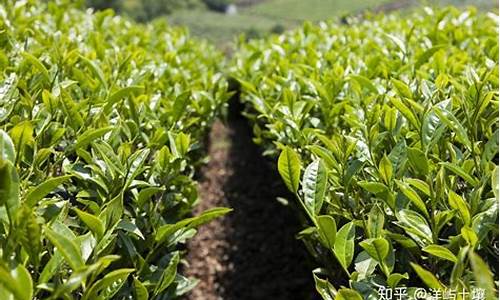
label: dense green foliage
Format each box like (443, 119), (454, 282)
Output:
(86, 0), (234, 22)
(0, 0), (230, 298)
(168, 0), (390, 46)
(114, 0), (202, 22)
(233, 7), (499, 298)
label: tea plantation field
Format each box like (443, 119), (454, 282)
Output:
(0, 0), (498, 299)
(233, 6), (498, 299)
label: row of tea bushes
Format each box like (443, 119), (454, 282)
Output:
(0, 0), (230, 299)
(233, 6), (498, 299)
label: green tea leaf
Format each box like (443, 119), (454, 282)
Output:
(367, 205), (385, 238)
(360, 237), (390, 262)
(336, 288), (363, 300)
(407, 147), (429, 176)
(448, 191), (471, 226)
(461, 226), (478, 248)
(481, 129), (499, 167)
(350, 75), (378, 94)
(79, 55), (108, 91)
(387, 273), (409, 288)
(0, 264), (33, 300)
(278, 146), (301, 193)
(435, 108), (471, 150)
(9, 120), (33, 162)
(396, 181), (429, 218)
(441, 162), (478, 186)
(104, 86), (144, 114)
(134, 278), (149, 300)
(397, 209), (432, 246)
(22, 51), (50, 82)
(391, 79), (413, 99)
(334, 222), (355, 272)
(83, 268), (134, 300)
(415, 45), (445, 69)
(469, 251), (497, 299)
(358, 181), (388, 194)
(0, 159), (20, 218)
(313, 274), (336, 300)
(422, 245), (457, 263)
(156, 207), (232, 242)
(26, 175), (73, 207)
(302, 159), (327, 214)
(410, 263), (444, 290)
(317, 215), (336, 249)
(354, 251), (378, 280)
(45, 227), (85, 271)
(154, 252), (180, 295)
(405, 178), (430, 197)
(175, 132), (191, 157)
(492, 166), (498, 201)
(0, 130), (15, 163)
(74, 208), (105, 240)
(74, 127), (114, 150)
(0, 73), (19, 122)
(378, 155), (393, 185)
(389, 97), (419, 129)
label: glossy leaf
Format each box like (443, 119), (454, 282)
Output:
(302, 159), (327, 214)
(83, 268), (134, 300)
(154, 252), (180, 295)
(334, 222), (355, 272)
(313, 274), (336, 300)
(0, 130), (15, 163)
(25, 175), (72, 207)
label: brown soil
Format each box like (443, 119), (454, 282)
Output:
(183, 113), (316, 300)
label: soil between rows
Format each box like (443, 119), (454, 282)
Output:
(183, 112), (316, 300)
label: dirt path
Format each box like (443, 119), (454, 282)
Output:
(183, 112), (315, 300)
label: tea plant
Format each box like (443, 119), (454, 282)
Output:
(0, 0), (230, 298)
(233, 7), (499, 299)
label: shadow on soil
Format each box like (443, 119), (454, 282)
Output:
(215, 101), (315, 300)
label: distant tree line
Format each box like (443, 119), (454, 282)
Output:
(86, 0), (234, 21)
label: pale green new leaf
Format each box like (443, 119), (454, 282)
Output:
(74, 208), (105, 240)
(334, 222), (355, 272)
(448, 191), (471, 226)
(360, 238), (390, 263)
(469, 251), (497, 299)
(278, 146), (301, 193)
(423, 245), (457, 263)
(45, 227), (85, 271)
(410, 263), (444, 290)
(317, 215), (336, 249)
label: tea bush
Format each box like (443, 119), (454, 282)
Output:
(233, 7), (499, 299)
(0, 0), (230, 298)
